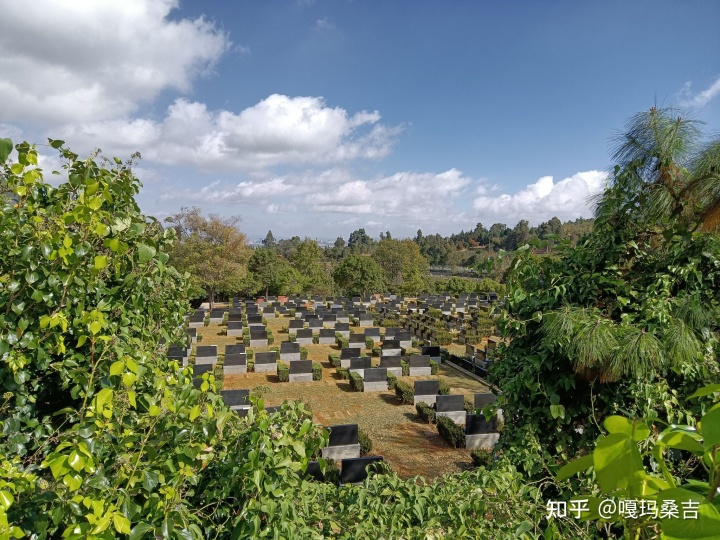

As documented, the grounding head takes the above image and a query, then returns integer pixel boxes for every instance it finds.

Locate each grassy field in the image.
[195,311,491,479]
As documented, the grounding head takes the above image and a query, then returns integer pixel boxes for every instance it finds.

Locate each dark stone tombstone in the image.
[193,364,213,377]
[289,320,305,329]
[319,328,335,338]
[328,424,358,446]
[249,330,267,340]
[340,457,384,484]
[167,345,187,358]
[421,346,440,358]
[364,367,387,382]
[414,380,440,396]
[335,323,350,332]
[409,355,431,368]
[379,356,401,368]
[226,321,243,335]
[340,347,362,359]
[224,353,247,366]
[364,328,381,338]
[221,389,249,407]
[247,314,263,325]
[466,413,498,434]
[280,342,300,354]
[296,329,313,339]
[349,334,366,345]
[225,344,246,355]
[436,394,465,412]
[382,340,401,350]
[196,346,217,358]
[349,357,371,370]
[474,393,497,408]
[308,319,323,328]
[289,360,312,374]
[304,461,325,482]
[254,351,277,364]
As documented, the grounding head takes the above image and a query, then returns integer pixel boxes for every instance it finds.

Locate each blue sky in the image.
[1,1,719,240]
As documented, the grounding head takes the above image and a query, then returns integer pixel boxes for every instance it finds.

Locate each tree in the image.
[372,238,428,289]
[165,207,252,308]
[290,238,330,294]
[490,107,720,481]
[248,248,280,299]
[347,228,374,254]
[262,229,277,248]
[503,220,530,250]
[332,255,385,296]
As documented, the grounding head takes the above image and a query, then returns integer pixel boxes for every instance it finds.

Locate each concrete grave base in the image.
[223,366,247,375]
[296,337,313,345]
[466,433,500,450]
[188,322,204,328]
[249,339,268,347]
[385,367,402,377]
[318,337,335,344]
[254,363,277,373]
[230,405,251,413]
[264,312,276,319]
[399,340,412,349]
[413,395,437,406]
[289,373,314,383]
[409,367,432,376]
[349,369,365,379]
[340,359,352,369]
[226,329,243,336]
[336,330,350,338]
[436,411,466,425]
[194,357,217,365]
[280,353,301,362]
[209,317,224,324]
[322,444,361,461]
[357,321,372,327]
[363,381,387,392]
[383,349,402,357]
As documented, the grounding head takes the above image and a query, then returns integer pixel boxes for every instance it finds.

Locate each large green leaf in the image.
[137,243,156,263]
[659,488,720,540]
[593,433,646,493]
[556,454,594,482]
[0,138,12,163]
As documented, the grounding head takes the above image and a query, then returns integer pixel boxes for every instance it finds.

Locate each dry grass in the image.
[200,314,490,479]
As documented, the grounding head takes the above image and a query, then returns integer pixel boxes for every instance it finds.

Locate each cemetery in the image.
[184,294,502,479]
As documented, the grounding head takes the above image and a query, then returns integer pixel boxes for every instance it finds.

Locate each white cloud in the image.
[473,170,607,224]
[0,0,230,125]
[61,95,401,171]
[678,76,720,108]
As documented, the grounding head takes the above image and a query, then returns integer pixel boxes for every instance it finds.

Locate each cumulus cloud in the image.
[678,76,720,108]
[0,0,230,125]
[61,95,401,171]
[473,170,607,224]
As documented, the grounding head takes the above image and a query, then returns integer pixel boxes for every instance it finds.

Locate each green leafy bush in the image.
[386,372,397,390]
[300,347,309,360]
[471,449,493,468]
[312,362,322,381]
[365,337,374,349]
[371,347,381,357]
[328,354,341,367]
[434,330,453,345]
[349,371,364,391]
[196,333,204,342]
[416,402,436,423]
[439,378,450,395]
[430,360,439,375]
[358,429,373,455]
[337,367,350,380]
[312,335,319,344]
[337,336,349,349]
[437,416,466,448]
[395,380,414,404]
[277,361,290,382]
[401,360,409,376]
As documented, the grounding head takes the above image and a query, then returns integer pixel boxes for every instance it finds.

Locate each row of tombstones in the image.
[414,384,501,450]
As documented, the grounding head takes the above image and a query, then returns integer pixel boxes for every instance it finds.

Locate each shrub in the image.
[365,337,374,349]
[337,336,349,349]
[312,362,322,381]
[289,308,296,317]
[471,449,493,468]
[438,378,450,395]
[437,416,465,448]
[401,360,409,376]
[464,396,475,414]
[246,349,254,361]
[288,334,297,343]
[349,371,364,391]
[329,354,341,368]
[434,330,453,346]
[386,372,397,390]
[277,362,290,382]
[337,368,350,380]
[251,385,271,399]
[196,333,204,342]
[394,380,414,404]
[430,360,439,375]
[358,429,373,455]
[416,402,436,423]
[267,330,275,344]
[371,347,381,357]
[312,336,319,344]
